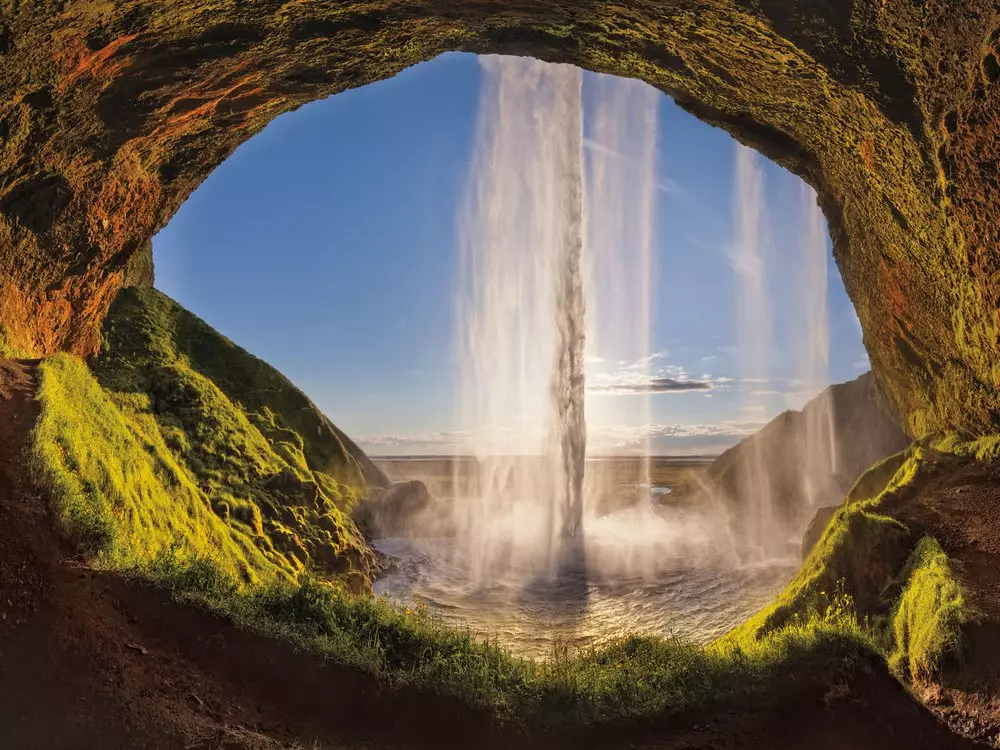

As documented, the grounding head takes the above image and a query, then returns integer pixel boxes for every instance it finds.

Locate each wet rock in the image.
[355,480,433,540]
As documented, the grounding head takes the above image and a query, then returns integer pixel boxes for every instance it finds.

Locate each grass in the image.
[29,288,380,593]
[889,536,969,681]
[137,551,874,727]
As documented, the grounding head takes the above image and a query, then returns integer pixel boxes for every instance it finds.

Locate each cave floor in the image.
[0,357,990,749]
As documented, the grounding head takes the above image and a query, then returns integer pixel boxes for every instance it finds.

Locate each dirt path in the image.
[0,357,986,749]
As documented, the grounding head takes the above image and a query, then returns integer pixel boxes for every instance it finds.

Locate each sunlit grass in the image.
[137,551,873,726]
[889,536,969,681]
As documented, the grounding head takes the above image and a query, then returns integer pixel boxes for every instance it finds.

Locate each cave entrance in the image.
[151,53,868,657]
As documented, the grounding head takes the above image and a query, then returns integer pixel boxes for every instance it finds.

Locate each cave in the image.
[3,3,1000,748]
[1,1,999,438]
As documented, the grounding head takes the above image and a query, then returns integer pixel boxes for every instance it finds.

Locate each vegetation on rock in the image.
[889,536,968,681]
[30,288,379,592]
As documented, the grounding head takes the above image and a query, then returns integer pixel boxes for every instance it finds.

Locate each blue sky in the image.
[153,53,869,456]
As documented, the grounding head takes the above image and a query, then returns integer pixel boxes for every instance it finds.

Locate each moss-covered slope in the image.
[31,287,384,592]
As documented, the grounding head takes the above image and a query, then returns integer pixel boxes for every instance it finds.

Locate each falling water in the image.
[454,56,586,585]
[583,74,660,512]
[375,58,800,654]
[732,143,777,558]
[797,183,839,510]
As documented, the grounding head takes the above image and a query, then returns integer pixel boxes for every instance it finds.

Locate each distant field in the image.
[372,456,715,511]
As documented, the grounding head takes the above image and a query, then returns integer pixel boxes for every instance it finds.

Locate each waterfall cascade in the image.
[730,147,839,559]
[453,56,668,585]
[797,183,839,513]
[582,73,660,516]
[732,144,777,558]
[452,55,838,584]
[375,55,839,654]
[454,56,587,585]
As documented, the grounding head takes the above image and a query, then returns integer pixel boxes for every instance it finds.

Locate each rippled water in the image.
[373,504,798,660]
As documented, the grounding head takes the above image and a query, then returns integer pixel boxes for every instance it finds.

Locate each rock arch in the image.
[0,1,996,435]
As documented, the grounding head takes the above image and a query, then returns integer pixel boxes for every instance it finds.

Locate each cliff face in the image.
[707,373,911,553]
[0,2,998,436]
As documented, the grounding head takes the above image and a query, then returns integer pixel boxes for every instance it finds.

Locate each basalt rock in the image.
[0,3,998,436]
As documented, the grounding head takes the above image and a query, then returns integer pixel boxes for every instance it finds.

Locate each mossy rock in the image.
[29,287,385,592]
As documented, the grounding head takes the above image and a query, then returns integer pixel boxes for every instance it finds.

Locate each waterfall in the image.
[797,183,838,511]
[454,56,586,585]
[732,154,839,557]
[583,73,659,513]
[453,57,665,585]
[732,143,776,558]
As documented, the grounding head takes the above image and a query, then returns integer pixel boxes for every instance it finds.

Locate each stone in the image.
[355,480,434,540]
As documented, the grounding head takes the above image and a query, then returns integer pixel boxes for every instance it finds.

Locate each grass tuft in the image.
[889,536,968,681]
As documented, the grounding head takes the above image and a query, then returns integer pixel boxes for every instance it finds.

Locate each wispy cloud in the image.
[358,418,769,456]
[589,377,712,394]
[588,352,712,395]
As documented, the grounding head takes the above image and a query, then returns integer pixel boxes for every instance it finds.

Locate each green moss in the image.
[725,447,923,646]
[929,432,1000,461]
[889,537,968,681]
[0,329,29,358]
[96,286,383,490]
[29,288,379,591]
[30,354,278,581]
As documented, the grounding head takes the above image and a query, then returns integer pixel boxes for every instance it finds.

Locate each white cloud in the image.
[587,352,712,395]
[359,417,770,456]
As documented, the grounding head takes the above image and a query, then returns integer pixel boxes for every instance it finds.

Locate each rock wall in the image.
[707,373,911,555]
[0,2,998,435]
